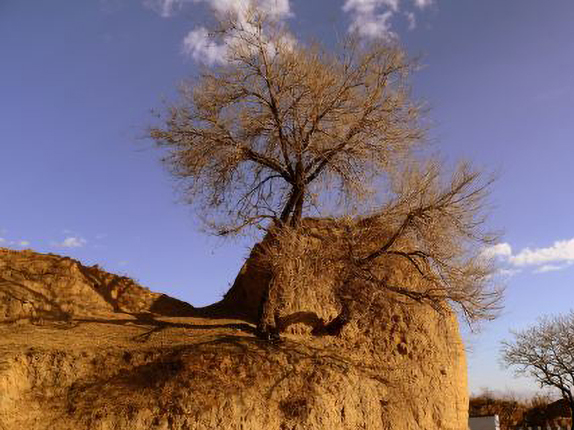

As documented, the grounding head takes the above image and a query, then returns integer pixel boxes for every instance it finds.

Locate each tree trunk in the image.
[256,279,281,341]
[569,398,574,430]
[279,185,305,226]
[289,159,305,227]
[279,189,297,223]
[290,189,304,227]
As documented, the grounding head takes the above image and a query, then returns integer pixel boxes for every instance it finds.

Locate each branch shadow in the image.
[0,278,74,324]
[63,332,394,423]
[73,312,257,342]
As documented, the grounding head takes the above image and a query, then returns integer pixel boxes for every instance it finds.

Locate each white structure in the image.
[469,415,500,430]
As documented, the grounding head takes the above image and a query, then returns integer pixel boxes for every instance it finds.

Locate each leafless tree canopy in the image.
[502,312,574,423]
[150,11,423,234]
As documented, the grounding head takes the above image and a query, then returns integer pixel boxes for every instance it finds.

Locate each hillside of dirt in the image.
[0,247,469,430]
[0,248,196,323]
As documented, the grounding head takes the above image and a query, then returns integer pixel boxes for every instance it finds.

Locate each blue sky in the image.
[1,0,573,396]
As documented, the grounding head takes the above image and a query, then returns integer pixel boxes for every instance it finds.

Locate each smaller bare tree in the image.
[502,311,574,425]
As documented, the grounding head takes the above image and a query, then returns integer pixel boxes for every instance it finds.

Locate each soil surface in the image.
[0,247,469,430]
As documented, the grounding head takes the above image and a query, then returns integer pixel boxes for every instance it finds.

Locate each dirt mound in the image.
[0,248,194,323]
[0,247,469,430]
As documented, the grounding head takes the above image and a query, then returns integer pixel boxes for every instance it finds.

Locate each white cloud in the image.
[342,0,434,38]
[482,237,574,275]
[178,0,293,63]
[413,0,432,9]
[481,242,512,260]
[147,0,292,23]
[149,0,434,59]
[183,27,229,64]
[497,268,521,278]
[510,238,574,267]
[343,0,397,39]
[344,0,400,14]
[205,0,291,18]
[356,10,395,39]
[55,237,87,248]
[144,0,183,17]
[0,238,30,248]
[405,11,416,30]
[535,264,564,274]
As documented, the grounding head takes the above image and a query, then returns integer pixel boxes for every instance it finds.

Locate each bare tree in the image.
[469,390,525,430]
[150,11,423,234]
[150,10,502,339]
[502,311,574,425]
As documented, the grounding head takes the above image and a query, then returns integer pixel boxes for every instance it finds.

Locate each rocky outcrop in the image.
[0,247,469,430]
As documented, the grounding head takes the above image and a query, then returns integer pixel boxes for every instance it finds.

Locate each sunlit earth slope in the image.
[0,247,468,430]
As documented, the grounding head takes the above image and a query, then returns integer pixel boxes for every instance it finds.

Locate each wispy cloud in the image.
[343,0,398,39]
[497,268,521,278]
[342,0,434,39]
[510,238,574,267]
[414,0,433,9]
[146,0,292,19]
[534,264,566,274]
[144,0,293,63]
[181,0,293,64]
[183,27,229,64]
[54,236,87,248]
[482,238,574,275]
[481,243,512,260]
[146,0,435,63]
[144,0,184,17]
[0,237,31,248]
[405,11,416,30]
